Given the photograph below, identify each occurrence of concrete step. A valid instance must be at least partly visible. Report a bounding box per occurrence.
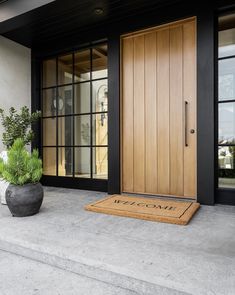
[0,238,187,295]
[0,249,139,295]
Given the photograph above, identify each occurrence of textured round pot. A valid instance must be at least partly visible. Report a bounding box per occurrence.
[6,183,44,217]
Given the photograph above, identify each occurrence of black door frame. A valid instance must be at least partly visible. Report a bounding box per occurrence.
[108,3,216,205]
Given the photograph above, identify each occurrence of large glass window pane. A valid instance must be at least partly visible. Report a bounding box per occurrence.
[58,54,73,85]
[43,118,56,146]
[74,147,90,178]
[219,12,235,58]
[92,147,108,179]
[74,82,90,114]
[218,14,235,190]
[92,45,108,79]
[74,115,90,146]
[43,148,56,176]
[92,79,108,112]
[43,59,56,88]
[58,116,73,146]
[42,88,57,117]
[58,147,73,177]
[219,102,235,144]
[219,28,235,58]
[218,146,235,188]
[74,49,90,82]
[219,58,235,101]
[57,85,73,116]
[92,114,108,146]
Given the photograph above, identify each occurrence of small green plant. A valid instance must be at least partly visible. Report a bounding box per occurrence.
[0,138,42,185]
[0,106,41,149]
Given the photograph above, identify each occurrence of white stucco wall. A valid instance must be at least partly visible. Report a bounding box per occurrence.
[0,36,31,151]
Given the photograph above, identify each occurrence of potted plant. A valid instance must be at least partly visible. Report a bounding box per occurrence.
[0,138,43,217]
[0,106,41,204]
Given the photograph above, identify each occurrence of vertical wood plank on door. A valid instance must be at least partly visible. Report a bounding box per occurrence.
[133,36,145,193]
[183,21,196,198]
[145,32,158,194]
[157,28,170,195]
[169,25,184,196]
[122,38,134,192]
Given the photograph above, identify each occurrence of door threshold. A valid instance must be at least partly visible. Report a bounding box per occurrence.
[121,192,197,203]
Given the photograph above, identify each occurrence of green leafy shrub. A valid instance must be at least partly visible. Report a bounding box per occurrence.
[0,158,3,179]
[0,106,41,149]
[0,138,42,185]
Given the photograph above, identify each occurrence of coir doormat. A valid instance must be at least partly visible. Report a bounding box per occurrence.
[85,195,200,225]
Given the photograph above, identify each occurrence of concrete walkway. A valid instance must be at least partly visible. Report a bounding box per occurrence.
[0,187,234,295]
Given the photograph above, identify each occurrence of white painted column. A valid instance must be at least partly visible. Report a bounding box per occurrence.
[0,36,31,204]
[0,35,31,151]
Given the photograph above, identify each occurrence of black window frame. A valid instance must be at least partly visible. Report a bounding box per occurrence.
[38,42,108,191]
[216,10,235,205]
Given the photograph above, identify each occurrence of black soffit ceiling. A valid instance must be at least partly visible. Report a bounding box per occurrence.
[0,0,232,49]
[0,0,182,48]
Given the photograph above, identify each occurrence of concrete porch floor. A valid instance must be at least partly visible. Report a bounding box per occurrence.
[0,187,234,295]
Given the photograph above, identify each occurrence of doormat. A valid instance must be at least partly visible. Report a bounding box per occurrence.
[85,195,200,225]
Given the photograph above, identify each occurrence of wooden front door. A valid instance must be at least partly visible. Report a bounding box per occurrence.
[121,18,196,199]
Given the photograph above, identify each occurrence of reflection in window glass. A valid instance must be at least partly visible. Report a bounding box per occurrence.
[74,49,90,82]
[74,82,90,114]
[219,28,235,58]
[58,116,73,147]
[219,146,234,169]
[218,146,235,188]
[92,45,108,79]
[92,79,108,112]
[58,147,73,177]
[43,59,56,88]
[43,148,56,176]
[75,148,90,178]
[43,118,56,146]
[58,54,73,85]
[42,88,57,117]
[219,58,235,101]
[57,85,73,116]
[93,147,108,179]
[219,103,235,144]
[92,114,108,146]
[74,115,91,146]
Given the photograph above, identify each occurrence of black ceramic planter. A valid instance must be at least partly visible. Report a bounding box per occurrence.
[6,183,44,217]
